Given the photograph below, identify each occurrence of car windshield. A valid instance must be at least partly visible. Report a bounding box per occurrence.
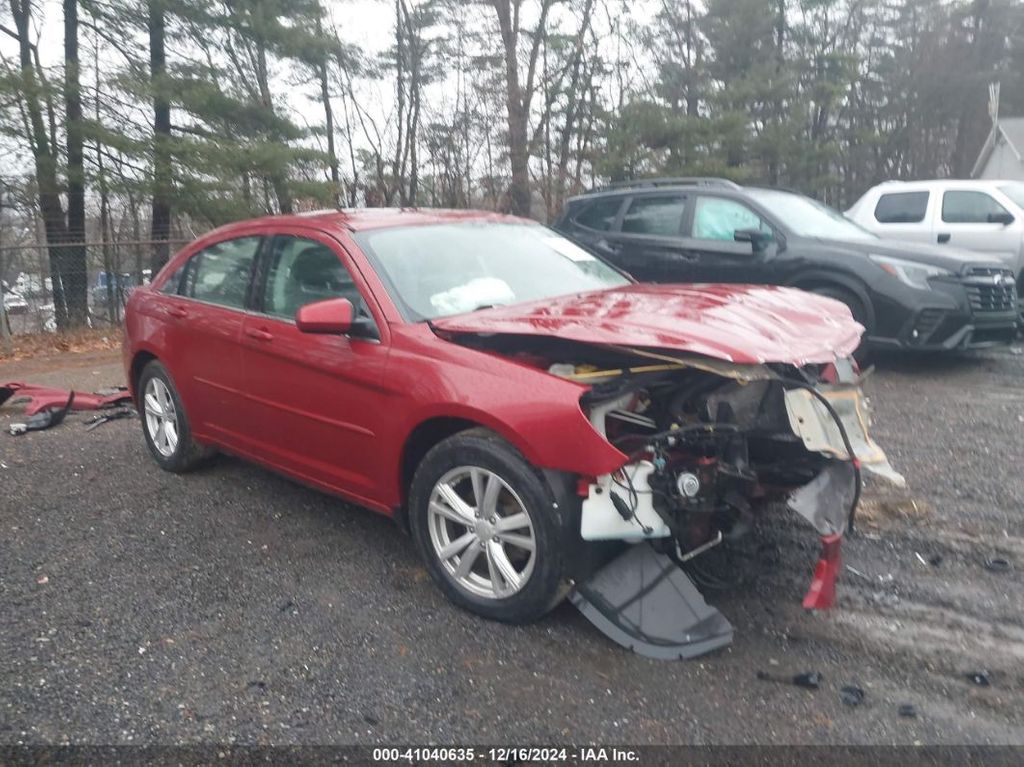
[998,183,1024,209]
[354,222,629,321]
[746,189,878,241]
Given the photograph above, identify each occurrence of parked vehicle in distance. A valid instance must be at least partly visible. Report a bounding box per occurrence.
[122,209,900,658]
[1,285,29,315]
[554,178,1019,352]
[846,179,1024,286]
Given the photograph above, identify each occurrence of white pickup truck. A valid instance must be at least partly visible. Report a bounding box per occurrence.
[846,179,1024,288]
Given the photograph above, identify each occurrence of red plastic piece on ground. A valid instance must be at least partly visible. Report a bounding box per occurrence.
[803,533,843,610]
[0,382,132,416]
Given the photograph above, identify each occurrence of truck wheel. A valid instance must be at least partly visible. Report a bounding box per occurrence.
[408,428,573,623]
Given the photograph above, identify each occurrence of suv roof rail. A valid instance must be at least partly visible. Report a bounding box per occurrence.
[587,177,742,194]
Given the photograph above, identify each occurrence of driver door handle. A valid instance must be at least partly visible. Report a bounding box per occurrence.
[598,239,622,253]
[937,232,951,244]
[244,327,273,342]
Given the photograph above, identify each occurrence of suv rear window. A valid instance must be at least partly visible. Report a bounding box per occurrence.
[573,198,623,231]
[621,195,686,236]
[874,192,929,223]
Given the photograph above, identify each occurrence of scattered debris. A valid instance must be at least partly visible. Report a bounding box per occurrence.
[36,574,49,585]
[914,552,927,566]
[84,406,136,431]
[9,392,74,435]
[983,557,1011,574]
[845,565,871,582]
[966,671,991,687]
[840,685,865,706]
[756,670,823,689]
[927,554,943,567]
[1,382,131,416]
[898,704,918,718]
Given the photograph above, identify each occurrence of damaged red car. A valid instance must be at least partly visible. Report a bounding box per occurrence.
[123,209,902,659]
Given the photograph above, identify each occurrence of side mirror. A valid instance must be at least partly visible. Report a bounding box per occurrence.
[987,211,1015,226]
[734,228,774,252]
[295,297,353,334]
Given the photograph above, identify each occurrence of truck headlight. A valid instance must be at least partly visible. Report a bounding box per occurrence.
[869,255,952,290]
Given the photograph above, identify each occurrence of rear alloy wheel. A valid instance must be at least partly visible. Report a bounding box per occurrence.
[409,428,572,623]
[137,360,211,473]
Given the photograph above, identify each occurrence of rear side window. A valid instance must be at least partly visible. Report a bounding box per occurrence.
[574,197,623,231]
[941,191,1009,223]
[183,236,261,309]
[621,195,686,236]
[874,192,929,223]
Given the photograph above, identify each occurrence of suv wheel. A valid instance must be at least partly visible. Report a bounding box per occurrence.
[810,285,871,359]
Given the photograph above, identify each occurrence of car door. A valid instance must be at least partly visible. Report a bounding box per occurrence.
[935,189,1019,259]
[237,230,390,500]
[682,195,775,284]
[157,234,262,440]
[591,193,695,282]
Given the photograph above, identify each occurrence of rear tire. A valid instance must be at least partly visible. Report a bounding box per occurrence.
[137,360,212,473]
[408,428,574,624]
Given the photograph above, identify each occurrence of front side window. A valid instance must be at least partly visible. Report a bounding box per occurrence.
[354,222,628,321]
[874,191,929,223]
[998,183,1024,209]
[261,237,361,321]
[621,195,686,236]
[941,191,1009,224]
[184,236,261,309]
[692,197,768,241]
[574,197,623,231]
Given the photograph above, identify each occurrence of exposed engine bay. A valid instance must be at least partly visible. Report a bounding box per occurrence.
[450,333,904,659]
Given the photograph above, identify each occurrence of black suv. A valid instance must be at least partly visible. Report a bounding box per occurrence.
[554,178,1019,352]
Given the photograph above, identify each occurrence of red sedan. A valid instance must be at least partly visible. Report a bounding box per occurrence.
[124,209,900,658]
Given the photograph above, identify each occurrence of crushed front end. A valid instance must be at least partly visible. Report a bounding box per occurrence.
[553,348,903,659]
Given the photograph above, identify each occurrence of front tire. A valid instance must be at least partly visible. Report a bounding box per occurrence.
[408,428,573,623]
[137,360,211,473]
[809,285,871,360]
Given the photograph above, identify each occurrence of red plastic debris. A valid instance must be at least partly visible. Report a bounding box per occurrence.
[0,382,132,416]
[803,533,843,610]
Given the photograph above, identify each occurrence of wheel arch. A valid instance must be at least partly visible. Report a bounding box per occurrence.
[129,349,159,404]
[787,271,875,332]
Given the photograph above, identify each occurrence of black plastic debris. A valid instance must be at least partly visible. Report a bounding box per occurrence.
[570,542,734,660]
[927,554,943,568]
[8,392,74,436]
[84,406,136,431]
[757,670,823,690]
[840,685,865,706]
[984,557,1011,574]
[966,671,991,687]
[898,703,918,718]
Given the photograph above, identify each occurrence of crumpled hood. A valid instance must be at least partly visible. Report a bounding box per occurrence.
[432,283,863,365]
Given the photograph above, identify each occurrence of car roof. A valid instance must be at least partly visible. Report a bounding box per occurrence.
[868,179,1021,193]
[204,208,530,239]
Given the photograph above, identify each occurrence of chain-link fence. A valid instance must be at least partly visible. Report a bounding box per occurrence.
[0,239,188,336]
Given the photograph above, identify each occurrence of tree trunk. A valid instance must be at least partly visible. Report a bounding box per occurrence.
[63,0,88,326]
[149,0,172,272]
[491,0,531,216]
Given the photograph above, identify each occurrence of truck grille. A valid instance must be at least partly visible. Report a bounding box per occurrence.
[963,267,1017,314]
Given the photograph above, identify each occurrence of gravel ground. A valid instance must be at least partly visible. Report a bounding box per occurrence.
[1,344,1022,746]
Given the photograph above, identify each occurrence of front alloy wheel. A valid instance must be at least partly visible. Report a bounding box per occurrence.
[137,360,212,473]
[408,428,575,623]
[427,466,537,599]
